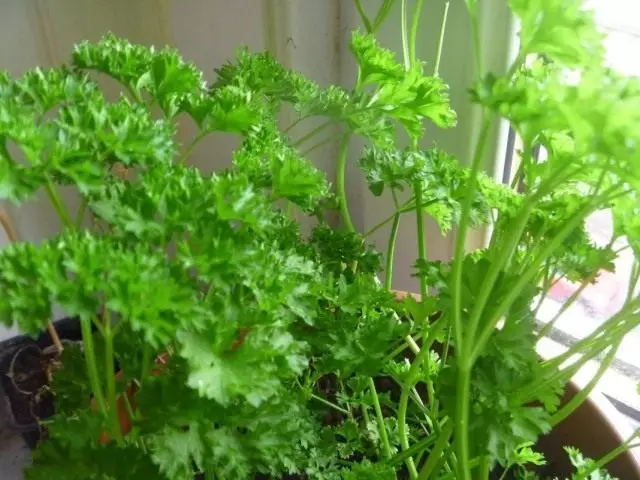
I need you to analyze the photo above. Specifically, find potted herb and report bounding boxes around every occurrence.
[0,0,638,479]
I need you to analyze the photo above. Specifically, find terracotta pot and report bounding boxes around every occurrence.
[537,380,640,478]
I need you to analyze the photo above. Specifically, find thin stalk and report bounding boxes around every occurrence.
[300,136,334,157]
[472,194,611,362]
[383,330,425,364]
[466,194,536,344]
[385,212,401,290]
[293,120,333,148]
[550,341,620,427]
[418,420,453,480]
[336,134,355,232]
[468,2,483,77]
[451,116,492,352]
[409,0,425,67]
[414,180,428,299]
[122,391,136,423]
[387,433,438,466]
[365,198,439,238]
[498,466,512,480]
[385,189,402,290]
[283,115,306,133]
[477,456,490,480]
[75,198,88,229]
[46,323,64,354]
[372,0,397,32]
[575,429,640,480]
[398,390,419,478]
[398,331,439,479]
[519,349,611,405]
[626,261,640,303]
[537,270,598,340]
[125,83,143,103]
[542,307,639,373]
[44,176,73,229]
[433,2,451,77]
[400,0,411,71]
[104,325,124,445]
[354,0,373,32]
[310,393,350,415]
[454,367,472,480]
[510,161,524,190]
[368,377,393,460]
[179,131,208,165]
[80,316,107,413]
[532,263,557,318]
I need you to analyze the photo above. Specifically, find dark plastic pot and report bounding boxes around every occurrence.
[0,317,82,448]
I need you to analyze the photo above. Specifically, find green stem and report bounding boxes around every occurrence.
[336,134,355,232]
[433,2,451,77]
[283,115,306,133]
[626,261,639,303]
[293,120,333,148]
[537,270,598,340]
[409,0,425,67]
[105,324,124,445]
[125,83,143,103]
[179,131,208,165]
[365,197,433,237]
[400,0,411,71]
[368,377,393,460]
[575,429,640,480]
[498,466,512,480]
[414,180,428,299]
[542,304,640,372]
[387,432,438,466]
[398,329,440,479]
[384,189,402,290]
[467,199,536,343]
[472,192,621,362]
[310,393,350,415]
[385,212,401,290]
[300,137,334,157]
[372,0,397,32]
[550,341,620,427]
[454,366,472,480]
[418,420,453,480]
[468,2,483,77]
[80,316,107,413]
[477,456,490,480]
[383,331,425,364]
[75,198,88,229]
[354,0,373,32]
[44,176,74,229]
[451,116,492,353]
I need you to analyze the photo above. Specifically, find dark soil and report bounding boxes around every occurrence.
[0,340,55,447]
[0,316,83,447]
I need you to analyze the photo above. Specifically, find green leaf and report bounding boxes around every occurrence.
[509,0,603,67]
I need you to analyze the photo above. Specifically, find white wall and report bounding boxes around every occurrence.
[0,0,512,338]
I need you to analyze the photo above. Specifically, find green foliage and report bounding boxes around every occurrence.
[350,31,457,137]
[1,0,638,477]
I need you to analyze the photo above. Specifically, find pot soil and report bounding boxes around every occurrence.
[0,316,83,448]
